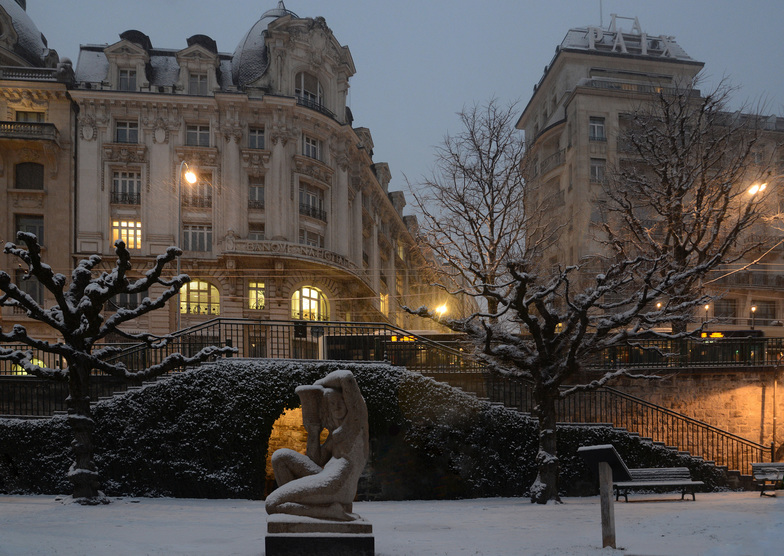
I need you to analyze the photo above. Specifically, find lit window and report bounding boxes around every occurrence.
[180,280,220,315]
[380,293,389,316]
[15,214,44,244]
[112,171,141,204]
[248,281,265,310]
[302,135,321,160]
[115,121,138,143]
[590,158,606,184]
[188,73,208,95]
[589,117,606,141]
[119,69,136,91]
[186,124,210,147]
[249,177,264,209]
[248,223,265,241]
[15,162,44,190]
[295,72,323,107]
[249,128,265,149]
[291,286,328,321]
[299,228,324,248]
[183,224,212,252]
[112,219,142,249]
[15,111,44,122]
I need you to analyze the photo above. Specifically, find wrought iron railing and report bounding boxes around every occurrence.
[476,373,773,475]
[299,203,327,222]
[0,319,777,475]
[111,191,141,205]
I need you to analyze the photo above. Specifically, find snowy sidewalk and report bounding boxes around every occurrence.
[0,491,782,555]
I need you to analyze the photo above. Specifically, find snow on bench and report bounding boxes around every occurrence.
[613,467,704,502]
[751,462,784,497]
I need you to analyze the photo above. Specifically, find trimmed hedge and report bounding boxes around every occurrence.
[0,360,727,499]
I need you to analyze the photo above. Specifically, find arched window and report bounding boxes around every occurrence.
[180,280,220,315]
[291,286,328,321]
[295,72,323,108]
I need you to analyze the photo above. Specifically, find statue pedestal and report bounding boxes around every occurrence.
[266,514,374,556]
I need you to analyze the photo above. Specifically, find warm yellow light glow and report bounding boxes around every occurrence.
[748,183,767,196]
[656,302,662,310]
[184,170,197,184]
[436,304,447,317]
[704,304,710,311]
[751,305,757,313]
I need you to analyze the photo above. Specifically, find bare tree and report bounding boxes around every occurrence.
[409,98,528,316]
[601,81,768,332]
[0,233,235,504]
[410,249,710,504]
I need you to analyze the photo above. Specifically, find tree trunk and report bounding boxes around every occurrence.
[66,361,103,503]
[530,387,561,504]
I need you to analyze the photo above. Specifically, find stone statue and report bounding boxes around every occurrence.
[266,370,369,521]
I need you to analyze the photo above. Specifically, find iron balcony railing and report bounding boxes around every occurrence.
[299,203,327,222]
[111,191,141,205]
[295,95,336,120]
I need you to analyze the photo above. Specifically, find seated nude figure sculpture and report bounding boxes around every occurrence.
[266,370,369,521]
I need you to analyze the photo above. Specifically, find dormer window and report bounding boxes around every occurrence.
[189,73,208,95]
[119,69,137,91]
[295,72,323,109]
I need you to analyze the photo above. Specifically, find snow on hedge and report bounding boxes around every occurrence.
[0,359,727,499]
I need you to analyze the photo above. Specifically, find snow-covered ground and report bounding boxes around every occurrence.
[0,491,781,555]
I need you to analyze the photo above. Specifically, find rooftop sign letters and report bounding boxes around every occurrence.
[586,14,677,58]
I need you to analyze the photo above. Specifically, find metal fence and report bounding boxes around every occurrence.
[0,319,777,474]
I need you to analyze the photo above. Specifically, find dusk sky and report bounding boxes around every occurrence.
[27,0,784,212]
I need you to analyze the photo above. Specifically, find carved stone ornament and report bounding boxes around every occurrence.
[153,118,168,144]
[80,116,96,142]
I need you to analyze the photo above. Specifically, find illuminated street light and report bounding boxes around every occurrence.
[704,304,709,323]
[436,304,447,318]
[176,161,197,332]
[748,183,767,196]
[751,305,757,330]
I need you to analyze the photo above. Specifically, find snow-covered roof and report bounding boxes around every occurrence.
[231,1,298,88]
[0,0,54,67]
[74,46,108,82]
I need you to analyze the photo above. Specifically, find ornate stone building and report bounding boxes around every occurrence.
[518,15,784,331]
[0,1,455,339]
[0,0,75,342]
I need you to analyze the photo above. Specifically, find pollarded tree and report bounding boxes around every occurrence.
[410,249,710,504]
[409,98,528,316]
[0,233,235,504]
[601,81,769,332]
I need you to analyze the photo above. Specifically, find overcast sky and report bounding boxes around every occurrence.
[26,0,784,211]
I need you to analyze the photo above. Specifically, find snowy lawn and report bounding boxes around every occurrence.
[0,491,781,555]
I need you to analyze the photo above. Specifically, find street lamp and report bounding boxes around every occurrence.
[751,305,757,330]
[704,304,709,323]
[436,304,447,319]
[176,161,197,332]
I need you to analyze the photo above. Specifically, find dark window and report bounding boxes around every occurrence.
[186,125,210,147]
[15,269,43,305]
[119,69,136,91]
[111,171,141,204]
[115,121,138,143]
[589,117,606,141]
[15,162,44,190]
[249,177,264,209]
[249,128,265,149]
[15,214,44,244]
[189,73,208,95]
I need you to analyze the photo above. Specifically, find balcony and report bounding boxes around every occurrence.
[0,121,60,145]
[111,191,141,205]
[539,149,565,175]
[299,203,327,222]
[248,199,265,210]
[296,95,336,120]
[0,66,59,81]
[182,196,212,209]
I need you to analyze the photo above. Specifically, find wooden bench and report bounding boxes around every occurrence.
[613,467,704,502]
[751,463,784,497]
